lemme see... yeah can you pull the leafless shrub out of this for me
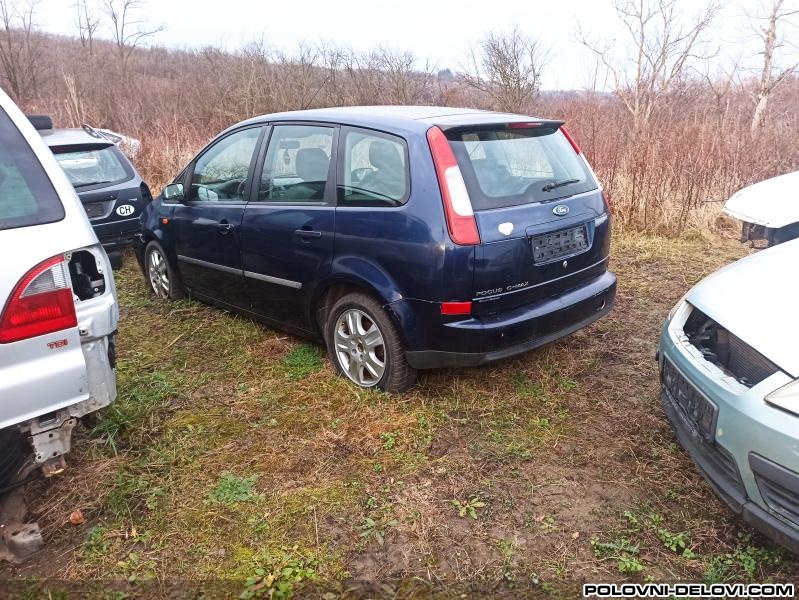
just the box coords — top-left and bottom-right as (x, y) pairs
(0, 0), (45, 102)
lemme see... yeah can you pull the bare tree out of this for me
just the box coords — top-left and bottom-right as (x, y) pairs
(748, 0), (799, 132)
(75, 0), (100, 55)
(578, 0), (720, 135)
(0, 0), (45, 102)
(463, 27), (547, 113)
(372, 47), (434, 105)
(102, 0), (162, 66)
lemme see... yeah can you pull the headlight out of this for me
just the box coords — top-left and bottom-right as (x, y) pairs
(765, 379), (799, 415)
(668, 294), (689, 321)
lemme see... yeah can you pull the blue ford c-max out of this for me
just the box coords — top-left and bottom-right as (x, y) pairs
(136, 106), (616, 391)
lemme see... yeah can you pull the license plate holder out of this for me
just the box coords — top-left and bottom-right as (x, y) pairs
(530, 225), (588, 264)
(661, 357), (718, 442)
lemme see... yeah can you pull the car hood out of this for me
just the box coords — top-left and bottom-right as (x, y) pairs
(686, 239), (799, 377)
(723, 171), (799, 228)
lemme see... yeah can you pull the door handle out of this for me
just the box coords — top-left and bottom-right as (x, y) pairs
(294, 229), (322, 239)
(218, 223), (234, 235)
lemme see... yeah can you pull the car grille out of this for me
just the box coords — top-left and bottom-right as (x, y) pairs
(683, 308), (779, 387)
(83, 201), (112, 220)
(661, 358), (717, 441)
(750, 454), (799, 525)
(530, 225), (588, 263)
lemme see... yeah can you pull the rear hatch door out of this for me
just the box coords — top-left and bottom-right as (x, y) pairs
(51, 143), (143, 224)
(443, 123), (610, 315)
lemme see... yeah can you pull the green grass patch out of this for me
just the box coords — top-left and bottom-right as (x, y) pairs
(209, 472), (262, 504)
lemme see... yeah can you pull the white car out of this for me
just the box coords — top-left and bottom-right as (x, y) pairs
(724, 171), (799, 246)
(0, 86), (119, 559)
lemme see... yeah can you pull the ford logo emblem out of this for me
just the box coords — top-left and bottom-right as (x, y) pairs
(553, 205), (569, 216)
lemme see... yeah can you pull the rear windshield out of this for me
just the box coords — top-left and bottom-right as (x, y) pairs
(0, 107), (64, 231)
(447, 126), (597, 211)
(53, 145), (130, 188)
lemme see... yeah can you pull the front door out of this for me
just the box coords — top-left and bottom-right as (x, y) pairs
(173, 126), (264, 307)
(239, 123), (337, 331)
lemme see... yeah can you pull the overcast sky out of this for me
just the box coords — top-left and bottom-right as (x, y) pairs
(32, 0), (786, 90)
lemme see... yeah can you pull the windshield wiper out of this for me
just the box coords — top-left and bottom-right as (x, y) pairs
(542, 178), (579, 192)
(76, 180), (113, 188)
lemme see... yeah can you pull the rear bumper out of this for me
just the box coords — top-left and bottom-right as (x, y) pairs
(93, 217), (140, 249)
(401, 271), (616, 369)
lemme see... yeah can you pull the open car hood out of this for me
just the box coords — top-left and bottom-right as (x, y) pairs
(687, 239), (799, 377)
(724, 171), (799, 228)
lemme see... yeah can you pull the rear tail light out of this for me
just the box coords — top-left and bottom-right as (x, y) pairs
(0, 256), (77, 343)
(140, 182), (153, 203)
(426, 126), (480, 246)
(440, 301), (472, 316)
(560, 126), (581, 155)
(601, 190), (611, 213)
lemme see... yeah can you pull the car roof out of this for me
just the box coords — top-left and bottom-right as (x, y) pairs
(39, 128), (115, 148)
(235, 105), (561, 136)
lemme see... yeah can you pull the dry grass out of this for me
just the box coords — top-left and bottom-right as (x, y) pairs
(1, 230), (796, 598)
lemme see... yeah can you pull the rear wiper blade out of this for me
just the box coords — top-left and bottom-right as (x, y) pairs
(542, 178), (579, 192)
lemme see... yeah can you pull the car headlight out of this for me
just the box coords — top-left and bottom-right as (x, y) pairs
(668, 294), (689, 321)
(765, 379), (799, 415)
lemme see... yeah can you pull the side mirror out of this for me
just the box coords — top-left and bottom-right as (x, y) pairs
(163, 182), (185, 202)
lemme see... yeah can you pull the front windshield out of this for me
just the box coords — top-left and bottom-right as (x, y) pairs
(54, 145), (128, 187)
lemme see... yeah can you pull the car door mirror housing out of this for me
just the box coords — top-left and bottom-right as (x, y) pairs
(163, 183), (185, 202)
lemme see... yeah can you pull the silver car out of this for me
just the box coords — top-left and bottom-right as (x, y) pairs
(0, 86), (118, 486)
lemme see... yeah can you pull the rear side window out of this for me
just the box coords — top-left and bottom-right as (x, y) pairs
(447, 127), (596, 210)
(52, 145), (130, 188)
(338, 128), (409, 206)
(0, 107), (64, 230)
(257, 124), (334, 203)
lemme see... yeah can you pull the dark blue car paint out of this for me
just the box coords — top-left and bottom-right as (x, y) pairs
(137, 107), (617, 369)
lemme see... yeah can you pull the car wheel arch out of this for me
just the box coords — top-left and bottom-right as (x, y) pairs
(311, 277), (406, 342)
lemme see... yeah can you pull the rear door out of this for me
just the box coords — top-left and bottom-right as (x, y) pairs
(444, 124), (610, 314)
(172, 126), (264, 307)
(239, 123), (337, 331)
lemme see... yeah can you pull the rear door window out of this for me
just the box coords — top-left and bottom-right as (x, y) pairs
(256, 124), (334, 203)
(447, 126), (596, 210)
(338, 128), (409, 206)
(0, 107), (64, 230)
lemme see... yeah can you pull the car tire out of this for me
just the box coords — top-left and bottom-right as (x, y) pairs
(0, 429), (23, 491)
(325, 292), (416, 393)
(144, 241), (183, 300)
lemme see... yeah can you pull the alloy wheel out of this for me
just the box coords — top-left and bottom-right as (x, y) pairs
(334, 308), (386, 387)
(147, 247), (170, 298)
